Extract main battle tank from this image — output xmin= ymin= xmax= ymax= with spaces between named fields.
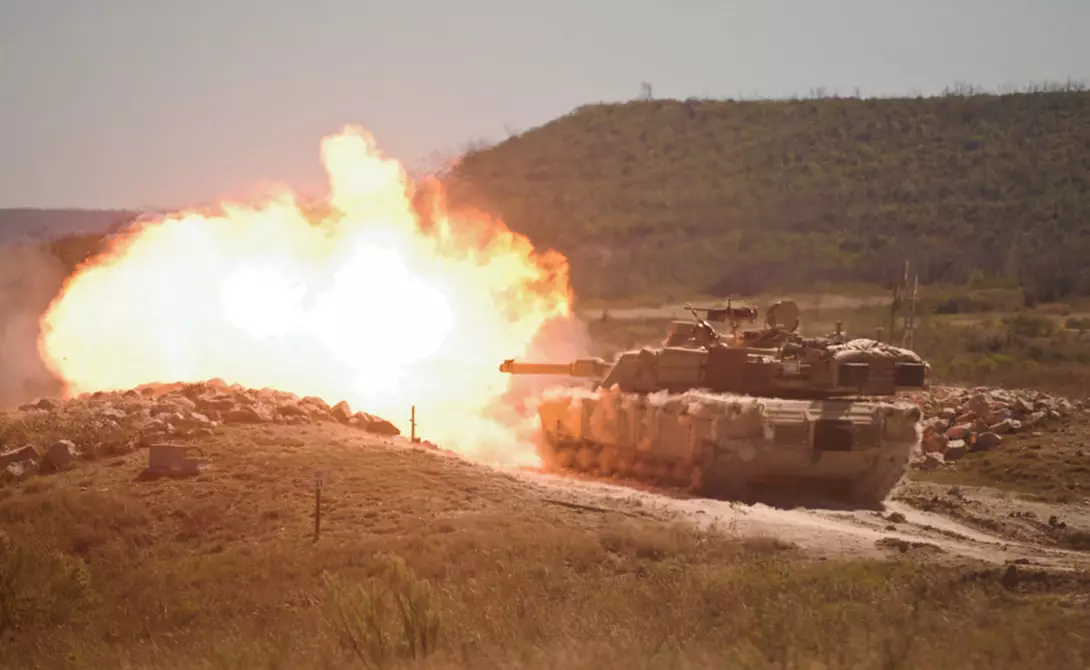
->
xmin=501 ymin=299 xmax=930 ymax=507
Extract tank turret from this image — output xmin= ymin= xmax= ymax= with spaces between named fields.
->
xmin=501 ymin=298 xmax=930 ymax=508
xmin=502 ymin=300 xmax=930 ymax=399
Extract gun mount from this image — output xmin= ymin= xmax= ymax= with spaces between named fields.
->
xmin=501 ymin=297 xmax=930 ymax=508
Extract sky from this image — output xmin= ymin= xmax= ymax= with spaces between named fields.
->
xmin=0 ymin=0 xmax=1087 ymax=209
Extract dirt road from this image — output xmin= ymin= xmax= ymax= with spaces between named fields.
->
xmin=514 ymin=466 xmax=1090 ymax=571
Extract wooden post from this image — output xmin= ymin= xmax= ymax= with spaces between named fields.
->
xmin=889 ymin=282 xmax=899 ymax=345
xmin=410 ymin=405 xmax=418 ymax=443
xmin=903 ymin=272 xmax=919 ymax=349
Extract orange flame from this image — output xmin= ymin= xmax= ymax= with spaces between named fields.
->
xmin=37 ymin=126 xmax=575 ymax=466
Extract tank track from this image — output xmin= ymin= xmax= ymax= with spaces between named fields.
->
xmin=540 ymin=437 xmax=708 ymax=492
xmin=537 ymin=433 xmax=914 ymax=507
xmin=533 ymin=389 xmax=919 ymax=508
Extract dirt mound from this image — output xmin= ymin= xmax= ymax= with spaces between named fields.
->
xmin=0 ymin=381 xmax=399 ymax=483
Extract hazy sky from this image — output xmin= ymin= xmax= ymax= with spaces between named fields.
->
xmin=1 ymin=0 xmax=1086 ymax=209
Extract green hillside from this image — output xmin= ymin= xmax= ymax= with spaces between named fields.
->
xmin=444 ymin=89 xmax=1090 ymax=302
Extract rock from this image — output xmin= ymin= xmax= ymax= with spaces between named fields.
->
xmin=352 ymin=411 xmax=401 ymax=436
xmin=973 ymin=431 xmax=1003 ymax=451
xmin=3 ymin=459 xmax=39 ymax=481
xmin=19 ymin=398 xmax=60 ymax=411
xmin=299 ymin=397 xmax=332 ymax=419
xmin=986 ymin=407 xmax=1012 ymax=425
xmin=954 ymin=411 xmax=978 ymax=424
xmin=989 ymin=418 xmax=1023 ymax=435
xmin=1025 ymin=411 xmax=1047 ymax=427
xmin=913 ymin=452 xmax=945 ymax=470
xmin=99 ymin=407 xmax=127 ymax=420
xmin=922 ymin=432 xmax=948 ymax=454
xmin=275 ymin=402 xmax=309 ymax=418
xmin=922 ymin=416 xmax=947 ymax=436
xmin=43 ymin=440 xmax=81 ymax=472
xmin=967 ymin=393 xmax=990 ymax=416
xmin=302 ymin=396 xmax=331 ymax=411
xmin=0 ymin=444 xmax=41 ymax=469
xmin=172 ymin=395 xmax=198 ymax=411
xmin=898 ymin=384 xmax=1080 ymax=454
xmin=195 ymin=395 xmax=236 ymax=412
xmin=944 ymin=439 xmax=968 ymax=460
xmin=175 ymin=412 xmax=215 ymax=429
xmin=330 ymin=401 xmax=354 ymax=424
xmin=945 ymin=423 xmax=973 ymax=440
xmin=223 ymin=404 xmax=274 ymax=424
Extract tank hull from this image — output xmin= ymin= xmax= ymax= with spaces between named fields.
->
xmin=533 ymin=385 xmax=921 ymax=507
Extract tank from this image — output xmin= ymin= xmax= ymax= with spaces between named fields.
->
xmin=501 ymin=299 xmax=929 ymax=507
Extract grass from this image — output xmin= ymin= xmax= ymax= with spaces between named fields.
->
xmin=1 ymin=414 xmax=1090 ymax=669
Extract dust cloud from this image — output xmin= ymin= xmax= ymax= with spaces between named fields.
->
xmin=0 ymin=243 xmax=66 ymax=407
xmin=487 ymin=313 xmax=597 ymax=461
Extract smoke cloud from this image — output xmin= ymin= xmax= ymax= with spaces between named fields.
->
xmin=0 ymin=243 xmax=66 ymax=408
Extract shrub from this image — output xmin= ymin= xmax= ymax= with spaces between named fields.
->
xmin=321 ymin=552 xmax=442 ymax=667
xmin=1004 ymin=313 xmax=1055 ymax=338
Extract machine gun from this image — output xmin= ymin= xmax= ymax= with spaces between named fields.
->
xmin=691 ymin=298 xmax=758 ymax=326
xmin=685 ymin=297 xmax=761 ymax=342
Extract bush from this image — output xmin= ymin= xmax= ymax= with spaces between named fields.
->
xmin=1004 ymin=313 xmax=1056 ymax=338
xmin=321 ymin=552 xmax=442 ymax=666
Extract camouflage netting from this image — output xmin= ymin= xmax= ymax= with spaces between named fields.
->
xmin=827 ymin=338 xmax=926 ymax=364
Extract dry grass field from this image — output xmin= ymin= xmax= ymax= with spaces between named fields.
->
xmin=3 ymin=407 xmax=1090 ymax=669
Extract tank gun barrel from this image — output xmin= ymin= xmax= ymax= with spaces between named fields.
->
xmin=499 ymin=357 xmax=610 ymax=378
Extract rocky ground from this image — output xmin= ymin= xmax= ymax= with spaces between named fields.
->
xmin=904 ymin=385 xmax=1084 ymax=470
xmin=1 ymin=380 xmax=403 ymax=482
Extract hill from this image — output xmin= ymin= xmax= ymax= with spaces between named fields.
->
xmin=0 ymin=208 xmax=137 ymax=246
xmin=444 ymin=89 xmax=1090 ymax=301
xmin=5 ymin=88 xmax=1090 ymax=306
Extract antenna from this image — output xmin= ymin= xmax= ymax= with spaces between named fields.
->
xmin=900 ymin=261 xmax=920 ymax=349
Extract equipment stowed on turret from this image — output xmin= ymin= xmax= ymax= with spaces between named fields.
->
xmin=499 ymin=298 xmax=930 ymax=507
